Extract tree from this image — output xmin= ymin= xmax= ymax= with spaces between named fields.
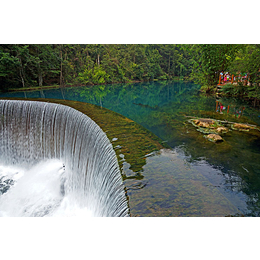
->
xmin=2 ymin=44 xmax=256 ymax=95
xmin=187 ymin=44 xmax=239 ymax=87
xmin=201 ymin=44 xmax=239 ymax=86
xmin=30 ymin=44 xmax=60 ymax=87
xmin=0 ymin=45 xmax=20 ymax=90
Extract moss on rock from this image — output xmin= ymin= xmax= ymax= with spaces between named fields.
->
xmin=204 ymin=134 xmax=223 ymax=143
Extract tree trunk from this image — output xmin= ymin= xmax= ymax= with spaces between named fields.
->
xmin=37 ymin=45 xmax=43 ymax=87
xmin=38 ymin=61 xmax=43 ymax=87
xmin=168 ymin=55 xmax=170 ymax=75
xmin=60 ymin=45 xmax=63 ymax=87
xmin=39 ymin=72 xmax=43 ymax=87
xmin=20 ymin=69 xmax=25 ymax=88
xmin=18 ymin=58 xmax=25 ymax=88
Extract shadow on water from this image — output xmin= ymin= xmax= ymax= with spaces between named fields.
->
xmin=1 ymin=80 xmax=260 ymax=216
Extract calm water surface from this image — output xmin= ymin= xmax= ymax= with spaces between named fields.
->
xmin=2 ymin=81 xmax=260 ymax=216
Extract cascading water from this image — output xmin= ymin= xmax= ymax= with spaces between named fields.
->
xmin=0 ymin=100 xmax=129 ymax=217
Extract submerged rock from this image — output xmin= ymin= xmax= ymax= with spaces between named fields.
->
xmin=215 ymin=126 xmax=229 ymax=134
xmin=190 ymin=118 xmax=229 ymax=135
xmin=193 ymin=118 xmax=215 ymax=128
xmin=204 ymin=134 xmax=223 ymax=143
xmin=231 ymin=123 xmax=255 ymax=131
xmin=189 ymin=116 xmax=260 ymax=144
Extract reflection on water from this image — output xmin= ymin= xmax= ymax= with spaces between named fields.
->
xmin=126 ymin=148 xmax=242 ymax=217
xmin=216 ymin=100 xmax=246 ymax=118
xmin=1 ymin=81 xmax=260 ymax=216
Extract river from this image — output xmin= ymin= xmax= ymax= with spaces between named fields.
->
xmin=1 ymin=80 xmax=260 ymax=216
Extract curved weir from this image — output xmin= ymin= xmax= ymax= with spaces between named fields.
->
xmin=0 ymin=100 xmax=129 ymax=217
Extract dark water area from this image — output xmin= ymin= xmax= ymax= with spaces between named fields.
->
xmin=2 ymin=81 xmax=260 ymax=216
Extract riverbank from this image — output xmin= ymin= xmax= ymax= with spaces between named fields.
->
xmin=199 ymin=82 xmax=260 ymax=109
xmin=5 ymin=80 xmax=147 ymax=93
xmin=3 ymin=77 xmax=189 ymax=93
xmin=2 ymin=80 xmax=260 ymax=216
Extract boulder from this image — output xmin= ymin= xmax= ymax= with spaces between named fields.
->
xmin=216 ymin=126 xmax=228 ymax=133
xmin=205 ymin=134 xmax=223 ymax=143
xmin=232 ymin=123 xmax=254 ymax=131
xmin=194 ymin=118 xmax=215 ymax=128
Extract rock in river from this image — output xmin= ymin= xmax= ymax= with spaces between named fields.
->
xmin=231 ymin=123 xmax=255 ymax=131
xmin=193 ymin=118 xmax=215 ymax=128
xmin=215 ymin=126 xmax=229 ymax=134
xmin=205 ymin=134 xmax=223 ymax=143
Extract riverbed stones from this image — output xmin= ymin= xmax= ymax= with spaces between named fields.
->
xmin=189 ymin=117 xmax=260 ymax=143
xmin=189 ymin=118 xmax=227 ymax=143
xmin=190 ymin=118 xmax=228 ymax=135
xmin=205 ymin=134 xmax=223 ymax=143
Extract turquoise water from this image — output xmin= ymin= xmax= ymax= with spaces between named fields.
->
xmin=2 ymin=81 xmax=260 ymax=216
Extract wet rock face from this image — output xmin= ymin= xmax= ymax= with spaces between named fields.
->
xmin=205 ymin=134 xmax=223 ymax=143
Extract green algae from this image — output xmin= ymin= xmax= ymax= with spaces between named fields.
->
xmin=188 ymin=118 xmax=229 ymax=135
xmin=1 ymin=97 xmax=167 ymax=178
xmin=2 ymin=96 xmax=259 ymax=216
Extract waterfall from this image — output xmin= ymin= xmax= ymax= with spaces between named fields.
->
xmin=0 ymin=100 xmax=129 ymax=217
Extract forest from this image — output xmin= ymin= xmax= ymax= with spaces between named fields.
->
xmin=0 ymin=44 xmax=260 ymax=102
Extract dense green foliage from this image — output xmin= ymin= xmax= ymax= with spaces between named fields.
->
xmin=196 ymin=44 xmax=239 ymax=86
xmin=0 ymin=44 xmax=260 ymax=103
xmin=0 ymin=44 xmax=191 ymax=90
xmin=225 ymin=45 xmax=260 ymax=104
xmin=0 ymin=44 xmax=60 ymax=91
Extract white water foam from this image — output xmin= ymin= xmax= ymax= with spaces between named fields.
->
xmin=0 ymin=100 xmax=129 ymax=217
xmin=0 ymin=159 xmax=95 ymax=217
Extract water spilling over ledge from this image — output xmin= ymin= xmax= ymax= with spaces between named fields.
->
xmin=0 ymin=100 xmax=129 ymax=217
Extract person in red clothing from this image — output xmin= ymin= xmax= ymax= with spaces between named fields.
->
xmin=224 ymin=74 xmax=227 ymax=83
xmin=220 ymin=103 xmax=224 ymax=113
